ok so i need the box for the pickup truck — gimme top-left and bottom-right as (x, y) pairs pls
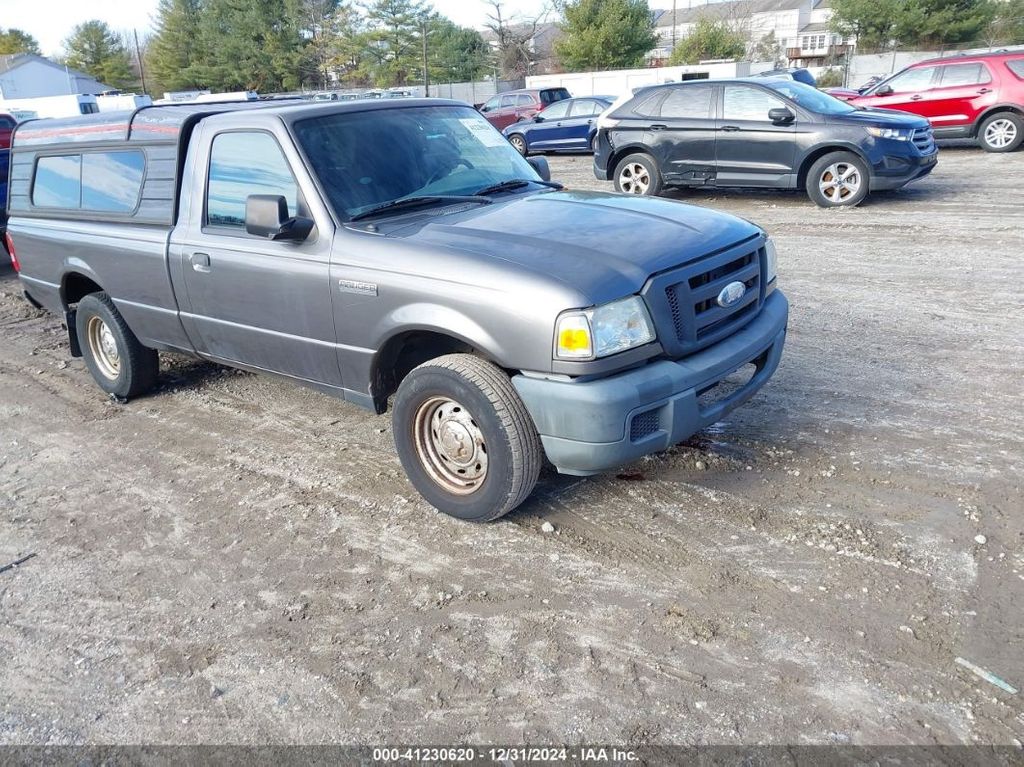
(6, 99), (788, 522)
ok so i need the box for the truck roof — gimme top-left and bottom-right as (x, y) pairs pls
(11, 98), (468, 149)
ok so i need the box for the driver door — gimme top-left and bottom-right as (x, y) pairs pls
(858, 66), (939, 115)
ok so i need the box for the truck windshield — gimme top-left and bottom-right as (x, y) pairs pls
(761, 80), (857, 115)
(293, 105), (543, 220)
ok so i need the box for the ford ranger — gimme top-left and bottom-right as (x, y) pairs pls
(6, 99), (788, 521)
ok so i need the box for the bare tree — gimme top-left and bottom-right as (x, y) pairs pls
(482, 0), (551, 80)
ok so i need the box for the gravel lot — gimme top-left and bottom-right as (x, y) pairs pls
(1, 145), (1022, 747)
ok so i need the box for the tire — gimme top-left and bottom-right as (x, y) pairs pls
(75, 292), (158, 400)
(392, 354), (542, 522)
(806, 151), (870, 208)
(508, 133), (528, 156)
(613, 152), (662, 196)
(978, 112), (1023, 153)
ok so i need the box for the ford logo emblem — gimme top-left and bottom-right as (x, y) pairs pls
(717, 281), (746, 308)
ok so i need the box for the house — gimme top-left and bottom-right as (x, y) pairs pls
(652, 0), (853, 66)
(0, 53), (111, 100)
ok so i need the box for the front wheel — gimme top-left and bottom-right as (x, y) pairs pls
(806, 151), (869, 208)
(76, 292), (159, 399)
(978, 113), (1023, 153)
(508, 133), (528, 156)
(392, 354), (542, 522)
(613, 153), (662, 196)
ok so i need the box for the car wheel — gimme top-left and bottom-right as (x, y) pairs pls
(613, 153), (662, 196)
(392, 354), (542, 522)
(76, 292), (159, 399)
(806, 151), (869, 208)
(508, 134), (528, 156)
(589, 134), (597, 153)
(978, 113), (1023, 153)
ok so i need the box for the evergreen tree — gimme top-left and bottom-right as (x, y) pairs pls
(668, 16), (746, 65)
(555, 0), (657, 71)
(0, 28), (41, 55)
(430, 19), (489, 83)
(146, 0), (204, 94)
(62, 20), (136, 90)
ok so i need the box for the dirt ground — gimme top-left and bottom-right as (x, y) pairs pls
(1, 145), (1022, 747)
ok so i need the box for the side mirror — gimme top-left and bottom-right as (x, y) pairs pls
(245, 195), (314, 242)
(876, 84), (894, 96)
(527, 156), (551, 182)
(769, 107), (795, 125)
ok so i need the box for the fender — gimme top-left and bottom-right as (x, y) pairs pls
(973, 103), (1024, 135)
(373, 302), (504, 364)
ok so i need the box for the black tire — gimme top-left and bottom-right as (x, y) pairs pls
(508, 133), (528, 156)
(806, 151), (870, 208)
(75, 292), (158, 400)
(392, 354), (542, 522)
(977, 112), (1023, 153)
(613, 152), (662, 196)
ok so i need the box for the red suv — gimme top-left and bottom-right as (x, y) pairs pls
(479, 88), (571, 130)
(843, 52), (1024, 152)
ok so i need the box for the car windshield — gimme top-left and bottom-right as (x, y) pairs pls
(293, 105), (542, 219)
(761, 79), (857, 115)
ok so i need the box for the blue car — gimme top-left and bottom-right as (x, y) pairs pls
(502, 96), (615, 155)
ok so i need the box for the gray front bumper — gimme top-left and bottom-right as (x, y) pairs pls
(512, 291), (788, 476)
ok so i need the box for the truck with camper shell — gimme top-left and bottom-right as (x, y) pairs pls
(5, 98), (788, 521)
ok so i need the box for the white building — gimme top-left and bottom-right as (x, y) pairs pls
(0, 53), (111, 100)
(652, 0), (853, 66)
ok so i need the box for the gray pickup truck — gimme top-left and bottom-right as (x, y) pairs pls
(6, 99), (788, 521)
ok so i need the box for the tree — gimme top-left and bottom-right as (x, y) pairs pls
(668, 16), (746, 65)
(430, 19), (490, 83)
(298, 0), (346, 88)
(0, 28), (41, 55)
(987, 0), (1024, 43)
(750, 30), (785, 66)
(830, 0), (996, 50)
(146, 0), (204, 94)
(555, 0), (656, 70)
(62, 20), (136, 90)
(484, 0), (548, 79)
(359, 0), (430, 87)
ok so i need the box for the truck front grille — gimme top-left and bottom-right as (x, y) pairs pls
(654, 242), (763, 358)
(912, 127), (935, 154)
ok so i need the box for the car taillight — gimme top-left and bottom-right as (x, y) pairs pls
(4, 231), (18, 272)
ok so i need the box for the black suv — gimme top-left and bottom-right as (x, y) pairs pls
(593, 79), (939, 207)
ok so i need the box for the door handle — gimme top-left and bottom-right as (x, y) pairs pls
(650, 124), (667, 131)
(586, 119), (593, 124)
(721, 125), (741, 132)
(910, 95), (923, 101)
(190, 252), (211, 273)
(978, 88), (992, 94)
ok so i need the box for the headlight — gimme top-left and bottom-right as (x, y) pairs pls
(765, 237), (778, 284)
(866, 126), (911, 141)
(555, 296), (656, 360)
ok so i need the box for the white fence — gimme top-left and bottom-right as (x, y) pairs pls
(526, 61), (777, 98)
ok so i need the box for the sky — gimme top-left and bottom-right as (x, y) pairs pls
(2, 0), (554, 57)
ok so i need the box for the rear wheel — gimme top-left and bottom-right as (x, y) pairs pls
(508, 133), (528, 156)
(392, 354), (542, 522)
(76, 292), (158, 399)
(978, 113), (1023, 153)
(806, 151), (869, 208)
(613, 153), (662, 196)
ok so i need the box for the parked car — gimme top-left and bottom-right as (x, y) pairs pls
(502, 96), (615, 155)
(751, 67), (817, 87)
(479, 87), (572, 130)
(841, 51), (1024, 152)
(7, 98), (787, 521)
(593, 78), (938, 207)
(0, 111), (15, 149)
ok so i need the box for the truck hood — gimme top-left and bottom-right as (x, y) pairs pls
(830, 107), (930, 130)
(385, 190), (761, 305)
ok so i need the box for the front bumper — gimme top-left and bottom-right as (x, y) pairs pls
(870, 150), (938, 191)
(512, 291), (788, 476)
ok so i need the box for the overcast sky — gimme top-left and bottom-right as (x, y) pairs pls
(3, 0), (559, 57)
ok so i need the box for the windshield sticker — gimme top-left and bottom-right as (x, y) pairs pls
(459, 118), (507, 147)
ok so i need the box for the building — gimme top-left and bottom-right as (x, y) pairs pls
(0, 53), (111, 100)
(652, 0), (853, 66)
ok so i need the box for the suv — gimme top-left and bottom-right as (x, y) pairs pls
(594, 79), (938, 207)
(7, 99), (787, 522)
(479, 88), (571, 130)
(845, 52), (1024, 152)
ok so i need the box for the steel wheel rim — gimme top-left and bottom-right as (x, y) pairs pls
(819, 162), (861, 203)
(510, 135), (526, 155)
(87, 316), (120, 380)
(619, 162), (651, 194)
(413, 396), (488, 495)
(984, 119), (1017, 149)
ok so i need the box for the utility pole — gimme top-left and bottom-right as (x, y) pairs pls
(421, 18), (430, 97)
(133, 28), (148, 96)
(672, 0), (677, 50)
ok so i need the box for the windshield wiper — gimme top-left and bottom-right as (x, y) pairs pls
(349, 195), (491, 222)
(473, 178), (563, 197)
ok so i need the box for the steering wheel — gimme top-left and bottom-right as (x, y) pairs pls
(428, 158), (475, 185)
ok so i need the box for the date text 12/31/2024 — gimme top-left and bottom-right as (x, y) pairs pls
(372, 747), (639, 762)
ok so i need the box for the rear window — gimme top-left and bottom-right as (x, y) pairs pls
(939, 62), (991, 87)
(33, 150), (145, 212)
(1008, 59), (1024, 79)
(540, 88), (570, 104)
(658, 86), (714, 119)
